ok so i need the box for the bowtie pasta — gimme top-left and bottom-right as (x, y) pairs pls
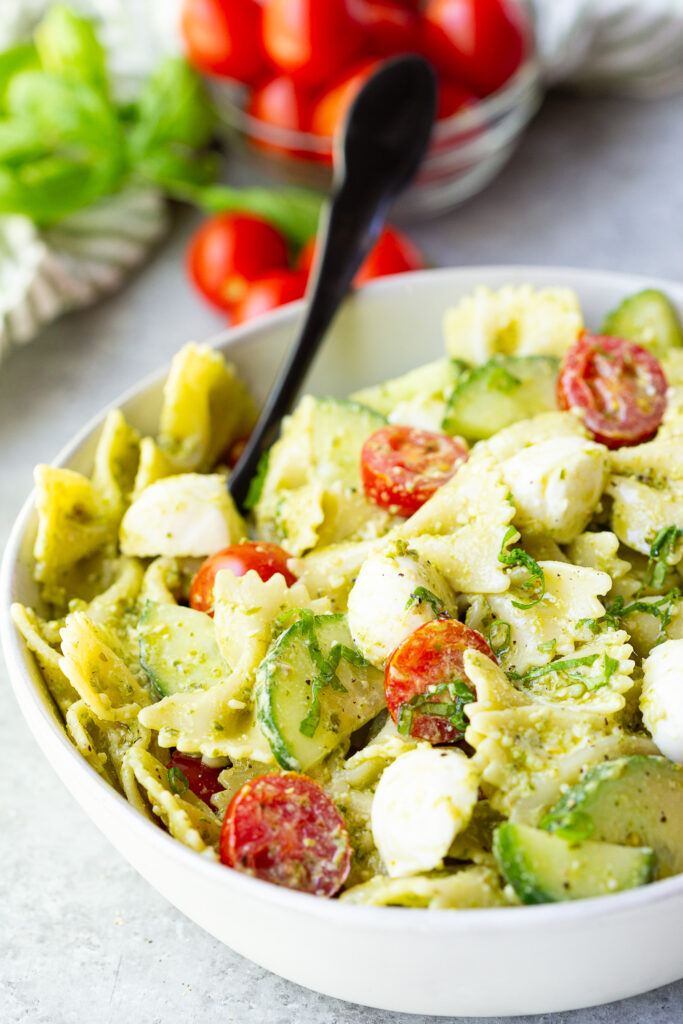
(13, 285), (683, 908)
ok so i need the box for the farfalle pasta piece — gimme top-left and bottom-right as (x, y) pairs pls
(131, 437), (179, 499)
(59, 612), (152, 723)
(341, 866), (508, 908)
(289, 539), (376, 611)
(484, 560), (611, 675)
(390, 454), (515, 594)
(444, 285), (583, 364)
(123, 747), (221, 853)
(608, 476), (683, 557)
(157, 342), (256, 472)
(10, 603), (77, 715)
(91, 409), (140, 522)
(566, 531), (632, 583)
(476, 410), (587, 464)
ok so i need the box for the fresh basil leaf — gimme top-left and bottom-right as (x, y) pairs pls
(0, 44), (39, 111)
(35, 5), (108, 95)
(0, 159), (94, 223)
(0, 119), (47, 164)
(180, 183), (324, 246)
(130, 57), (214, 156)
(134, 147), (218, 191)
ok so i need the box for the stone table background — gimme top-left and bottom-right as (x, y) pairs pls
(2, 91), (683, 1024)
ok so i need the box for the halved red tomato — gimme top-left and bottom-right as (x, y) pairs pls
(557, 334), (668, 449)
(220, 772), (352, 895)
(385, 618), (495, 744)
(190, 542), (297, 616)
(361, 425), (467, 516)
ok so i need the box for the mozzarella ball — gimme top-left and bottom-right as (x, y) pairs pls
(372, 747), (479, 878)
(501, 436), (608, 544)
(347, 544), (457, 668)
(120, 474), (245, 557)
(641, 639), (683, 764)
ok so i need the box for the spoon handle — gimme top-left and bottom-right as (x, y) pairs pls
(228, 180), (389, 510)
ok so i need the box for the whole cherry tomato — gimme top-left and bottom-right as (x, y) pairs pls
(220, 772), (352, 895)
(385, 619), (495, 744)
(231, 269), (308, 326)
(181, 0), (267, 83)
(361, 425), (468, 516)
(166, 752), (224, 802)
(354, 226), (426, 285)
(190, 541), (297, 616)
(187, 213), (290, 312)
(437, 79), (478, 119)
(421, 0), (525, 96)
(557, 335), (668, 449)
(310, 60), (380, 139)
(248, 75), (313, 135)
(262, 0), (365, 89)
(356, 1), (418, 57)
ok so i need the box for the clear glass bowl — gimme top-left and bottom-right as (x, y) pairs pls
(208, 17), (542, 220)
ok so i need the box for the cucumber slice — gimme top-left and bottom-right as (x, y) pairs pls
(351, 359), (467, 417)
(138, 601), (226, 697)
(541, 755), (683, 878)
(493, 823), (656, 904)
(311, 398), (386, 486)
(255, 612), (386, 771)
(601, 289), (683, 358)
(442, 355), (559, 441)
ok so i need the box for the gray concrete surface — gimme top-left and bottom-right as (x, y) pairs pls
(2, 91), (683, 1023)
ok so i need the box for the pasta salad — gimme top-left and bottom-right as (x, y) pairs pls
(13, 283), (683, 909)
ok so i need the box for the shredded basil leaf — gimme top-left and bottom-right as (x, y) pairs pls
(604, 588), (682, 641)
(298, 618), (367, 739)
(641, 525), (683, 592)
(168, 765), (189, 795)
(488, 621), (511, 659)
(405, 587), (447, 617)
(498, 526), (546, 609)
(397, 678), (474, 738)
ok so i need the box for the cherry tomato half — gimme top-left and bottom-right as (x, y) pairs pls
(187, 213), (290, 312)
(181, 0), (267, 83)
(310, 60), (380, 139)
(190, 542), (297, 616)
(421, 0), (525, 96)
(220, 772), (352, 895)
(557, 334), (668, 449)
(231, 269), (308, 326)
(385, 619), (495, 744)
(361, 425), (468, 517)
(262, 0), (364, 90)
(167, 752), (224, 803)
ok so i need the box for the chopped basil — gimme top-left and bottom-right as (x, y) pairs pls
(512, 652), (620, 692)
(488, 620), (511, 659)
(297, 614), (369, 738)
(537, 638), (557, 654)
(168, 765), (189, 795)
(604, 588), (682, 642)
(243, 451), (270, 510)
(405, 586), (447, 617)
(397, 678), (474, 738)
(642, 525), (683, 591)
(498, 526), (546, 609)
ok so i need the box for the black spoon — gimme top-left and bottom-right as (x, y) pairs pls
(229, 55), (437, 510)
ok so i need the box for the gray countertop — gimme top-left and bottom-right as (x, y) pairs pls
(3, 91), (683, 1024)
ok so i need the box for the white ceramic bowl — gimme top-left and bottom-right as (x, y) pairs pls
(3, 267), (683, 1018)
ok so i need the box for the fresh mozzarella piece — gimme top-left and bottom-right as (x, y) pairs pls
(501, 436), (608, 544)
(347, 544), (457, 668)
(641, 639), (683, 764)
(120, 473), (246, 557)
(372, 747), (479, 878)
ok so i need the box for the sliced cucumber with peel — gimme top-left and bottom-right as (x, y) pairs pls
(255, 612), (386, 771)
(442, 355), (559, 441)
(351, 359), (467, 418)
(541, 755), (683, 878)
(310, 398), (386, 486)
(138, 601), (226, 697)
(601, 289), (683, 359)
(493, 823), (656, 904)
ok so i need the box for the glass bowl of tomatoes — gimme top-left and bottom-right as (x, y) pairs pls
(182, 0), (542, 219)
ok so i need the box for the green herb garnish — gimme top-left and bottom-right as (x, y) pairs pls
(405, 587), (447, 617)
(297, 615), (368, 739)
(397, 678), (474, 738)
(168, 765), (189, 795)
(604, 588), (682, 641)
(641, 526), (683, 592)
(488, 621), (511, 659)
(243, 451), (270, 510)
(498, 526), (546, 609)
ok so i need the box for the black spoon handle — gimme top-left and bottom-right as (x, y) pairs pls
(228, 185), (389, 509)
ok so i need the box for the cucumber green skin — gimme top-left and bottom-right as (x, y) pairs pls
(601, 289), (683, 359)
(255, 613), (386, 772)
(138, 600), (226, 698)
(442, 355), (559, 441)
(311, 398), (386, 486)
(541, 755), (683, 878)
(493, 823), (657, 905)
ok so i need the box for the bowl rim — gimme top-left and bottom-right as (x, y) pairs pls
(4, 263), (683, 933)
(208, 5), (541, 156)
